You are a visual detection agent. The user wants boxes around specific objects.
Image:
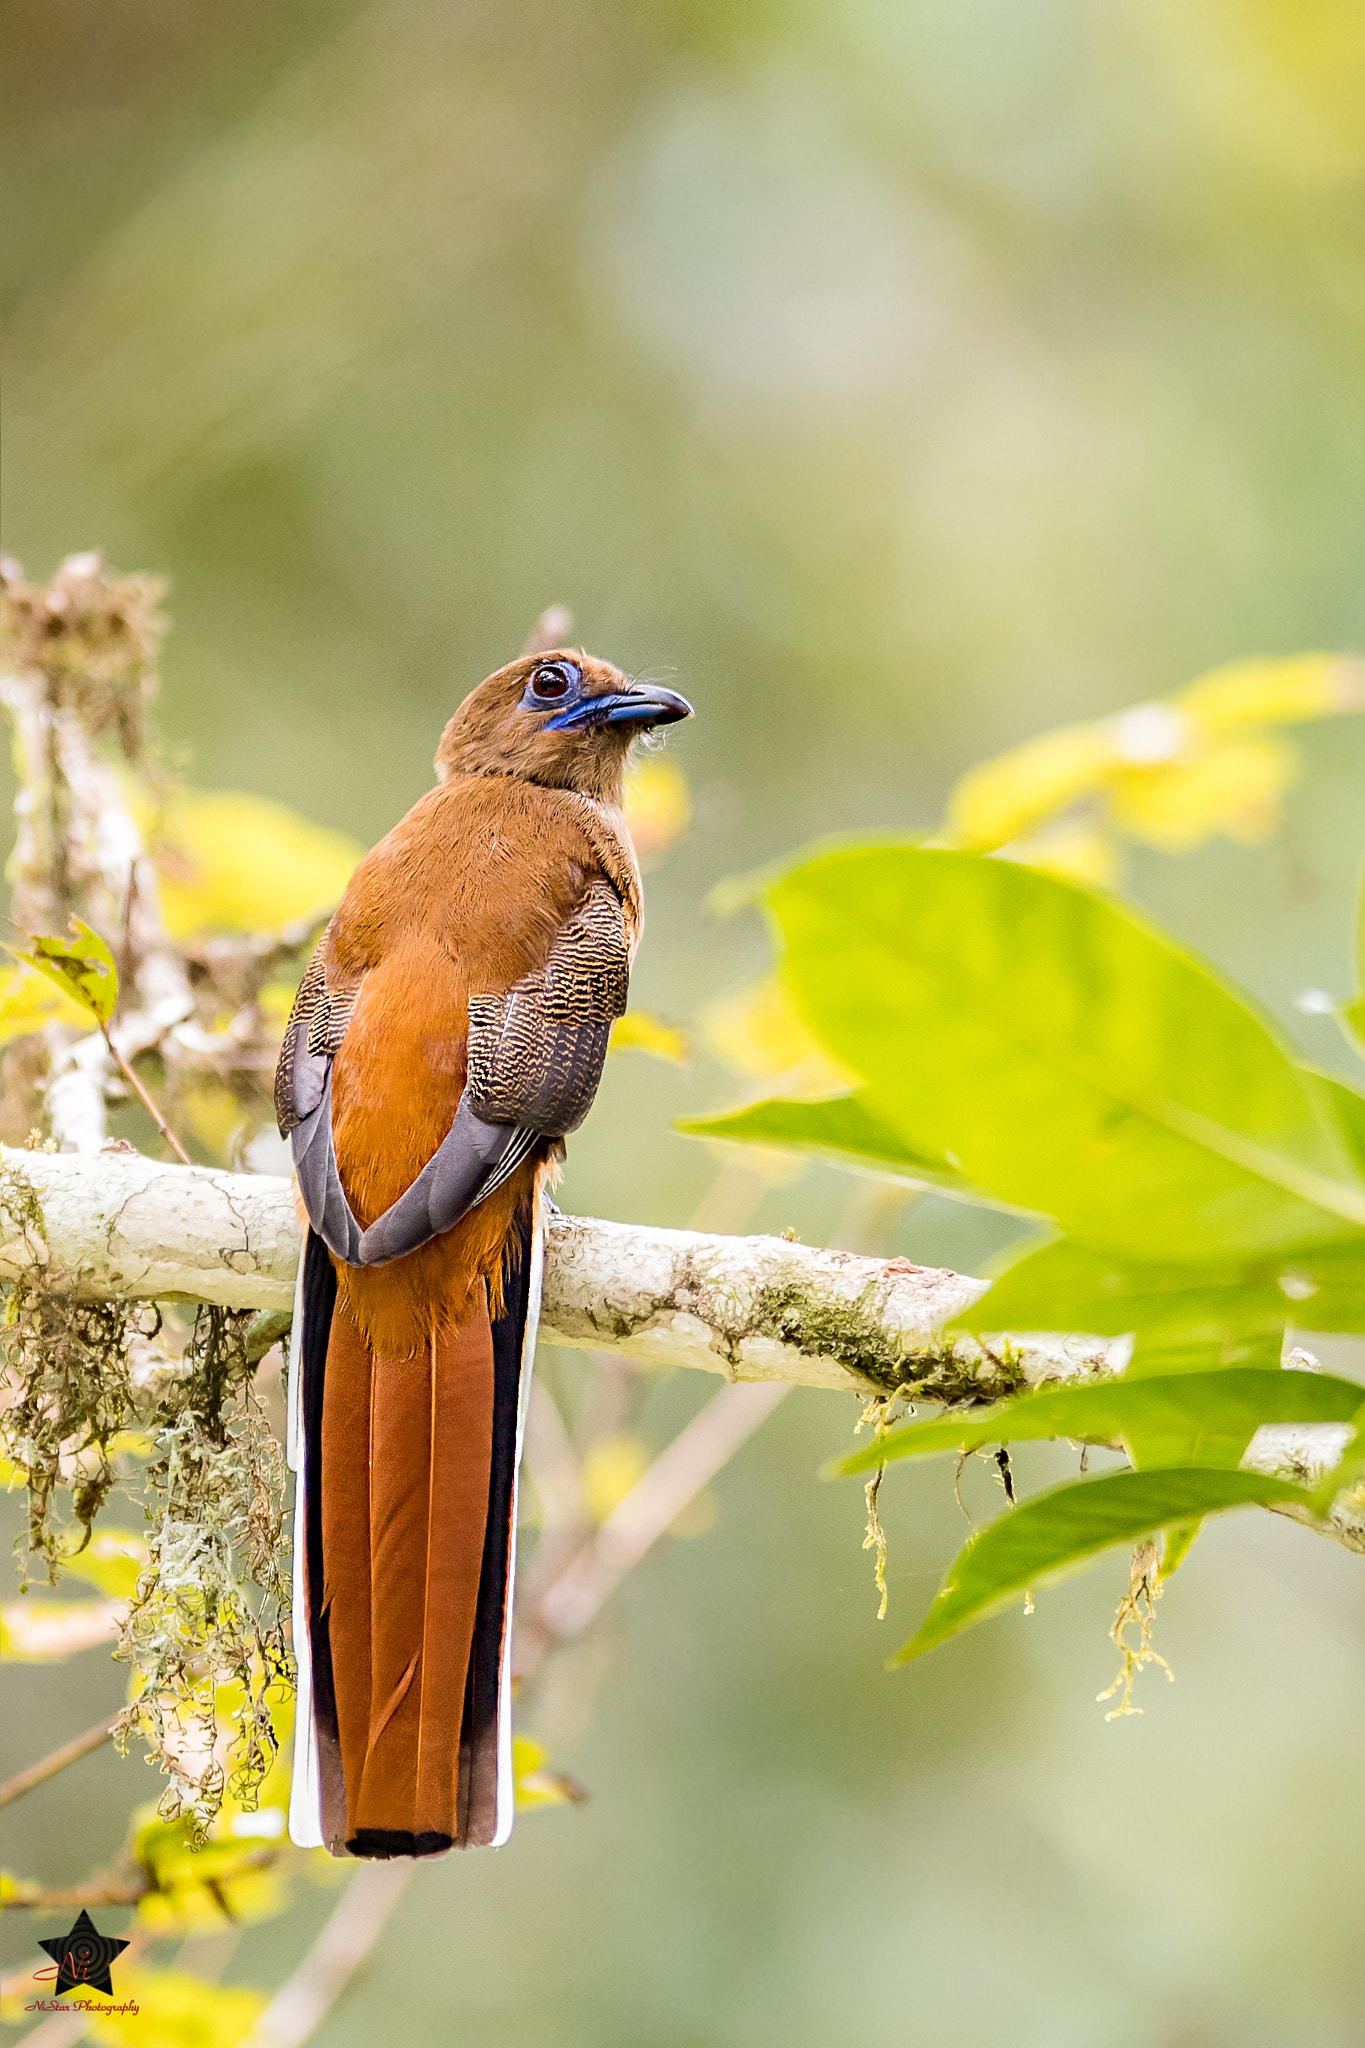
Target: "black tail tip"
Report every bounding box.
[347,1828,453,1860]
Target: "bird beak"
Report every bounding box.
[543,683,694,733]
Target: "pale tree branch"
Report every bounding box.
[0,555,316,1170]
[0,1145,995,1381]
[240,1864,414,2048]
[528,1381,789,1651]
[0,1146,1358,1552]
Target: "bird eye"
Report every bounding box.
[529,660,580,702]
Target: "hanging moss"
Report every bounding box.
[1,1280,145,1574]
[0,1287,292,1837]
[118,1304,292,1837]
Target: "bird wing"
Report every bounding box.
[273,876,630,1267]
[273,922,359,1135]
[466,874,630,1135]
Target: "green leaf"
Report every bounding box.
[1299,1066,1365,1176]
[767,845,1365,1260]
[896,1466,1313,1663]
[10,916,118,1024]
[1309,1393,1365,1513]
[960,1236,1287,1343]
[956,1232,1365,1345]
[1125,1331,1283,1378]
[1159,1519,1202,1579]
[832,1367,1365,1477]
[677,1091,1005,1203]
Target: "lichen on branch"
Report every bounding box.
[0,1267,291,1833]
[116,1302,291,1834]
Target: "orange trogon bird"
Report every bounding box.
[275,649,691,1859]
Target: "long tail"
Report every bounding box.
[287,1205,541,1856]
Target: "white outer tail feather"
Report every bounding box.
[286,1251,325,1849]
[491,1204,544,1848]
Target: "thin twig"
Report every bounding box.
[0,1711,121,1810]
[241,1863,414,2048]
[114,862,137,1024]
[530,1381,789,1650]
[1,1848,281,1916]
[2,1874,145,1912]
[98,1022,192,1164]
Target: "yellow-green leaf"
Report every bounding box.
[1177,652,1365,730]
[581,1434,649,1522]
[61,1527,149,1601]
[1111,733,1297,852]
[943,656,1364,863]
[12,917,118,1024]
[0,962,92,1044]
[134,1808,280,1895]
[946,720,1119,850]
[513,1735,584,1812]
[701,975,855,1092]
[137,787,364,938]
[136,1861,289,1937]
[610,1010,690,1065]
[623,755,691,864]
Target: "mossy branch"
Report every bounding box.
[0,1145,1361,1556]
[0,1142,1058,1392]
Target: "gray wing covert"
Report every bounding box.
[273,924,361,1136]
[465,876,630,1137]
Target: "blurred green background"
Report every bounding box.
[4,1,1365,2042]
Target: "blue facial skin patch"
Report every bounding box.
[517,658,582,717]
[518,656,693,732]
[544,689,694,735]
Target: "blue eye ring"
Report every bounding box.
[527,659,581,704]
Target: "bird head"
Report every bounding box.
[435,651,692,804]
